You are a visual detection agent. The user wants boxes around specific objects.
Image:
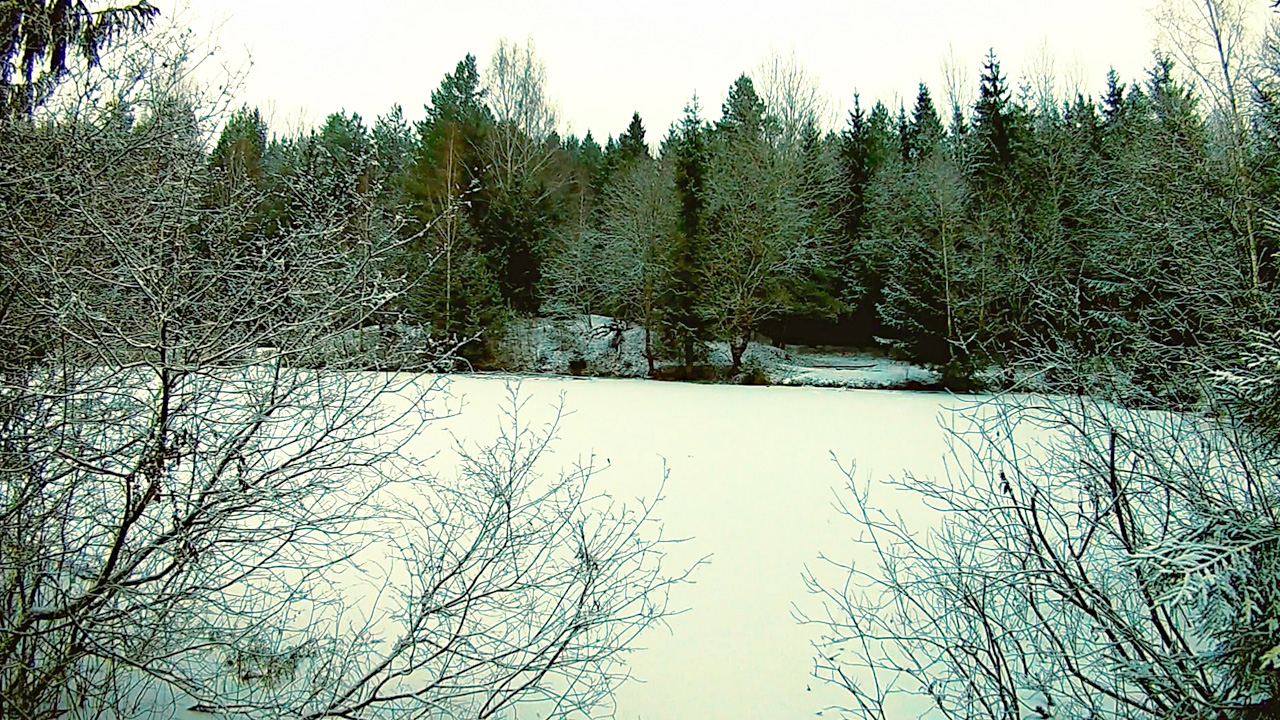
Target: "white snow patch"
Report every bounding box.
[769,346,941,388]
[498,316,939,389]
[409,376,974,720]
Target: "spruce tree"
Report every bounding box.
[618,111,649,165]
[0,0,159,120]
[718,75,768,138]
[905,83,944,164]
[971,50,1018,186]
[661,97,711,374]
[837,94,872,243]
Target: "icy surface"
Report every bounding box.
[414,375,970,720]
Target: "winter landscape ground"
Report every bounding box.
[12,2,1280,717]
[418,375,968,720]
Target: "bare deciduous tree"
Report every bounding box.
[1025,36,1060,117]
[483,36,560,193]
[0,30,680,720]
[753,49,832,155]
[802,391,1280,720]
[940,43,973,127]
[1154,0,1266,294]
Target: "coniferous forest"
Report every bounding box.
[173,25,1280,405]
[13,2,1280,719]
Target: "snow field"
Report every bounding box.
[412,376,972,719]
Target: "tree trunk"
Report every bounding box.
[682,334,694,378]
[644,324,654,376]
[730,336,748,373]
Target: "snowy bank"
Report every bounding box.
[496,315,941,389]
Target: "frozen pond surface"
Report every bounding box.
[420,375,974,720]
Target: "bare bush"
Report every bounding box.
[802,393,1280,720]
[0,33,678,720]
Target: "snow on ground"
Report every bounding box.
[500,315,941,389]
[414,375,975,720]
[501,315,653,378]
[769,346,940,388]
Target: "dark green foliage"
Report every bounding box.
[469,181,557,313]
[836,95,873,243]
[617,111,649,165]
[426,53,490,129]
[370,104,415,204]
[210,106,268,184]
[970,51,1018,188]
[387,56,504,359]
[718,74,768,138]
[904,83,944,165]
[561,130,607,203]
[659,97,711,372]
[0,0,159,120]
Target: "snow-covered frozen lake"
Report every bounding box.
[420,375,975,720]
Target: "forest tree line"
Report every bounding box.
[10,3,1280,718]
[180,19,1280,401]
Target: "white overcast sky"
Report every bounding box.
[172,0,1161,141]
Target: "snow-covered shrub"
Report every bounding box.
[805,394,1280,720]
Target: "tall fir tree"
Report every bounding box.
[618,111,649,165]
[718,75,768,139]
[661,96,711,373]
[971,50,1017,185]
[400,55,503,353]
[905,83,945,164]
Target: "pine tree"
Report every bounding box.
[400,56,502,352]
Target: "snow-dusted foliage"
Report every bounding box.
[804,394,1280,719]
[0,46,677,719]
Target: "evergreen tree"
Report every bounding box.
[209,105,268,185]
[1101,68,1128,126]
[578,131,608,195]
[661,96,711,374]
[399,56,503,355]
[203,105,271,260]
[718,75,768,138]
[370,104,414,192]
[837,94,872,243]
[971,51,1017,184]
[904,83,944,164]
[0,0,159,120]
[618,111,649,165]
